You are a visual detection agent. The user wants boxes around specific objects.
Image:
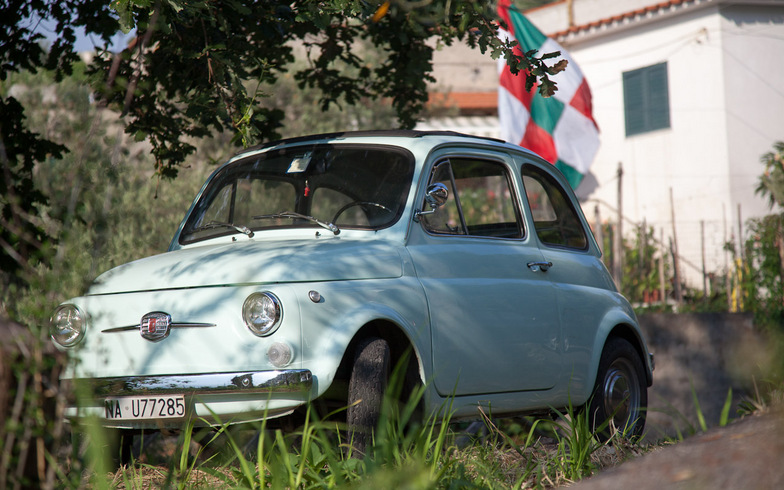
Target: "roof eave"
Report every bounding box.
[551,0,717,46]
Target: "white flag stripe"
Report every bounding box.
[497,29,515,77]
[498,86,529,144]
[552,105,600,174]
[539,38,583,104]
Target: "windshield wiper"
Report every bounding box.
[253,212,340,235]
[198,220,255,238]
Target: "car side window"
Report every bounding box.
[421,158,522,238]
[522,165,588,249]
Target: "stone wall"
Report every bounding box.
[639,312,767,440]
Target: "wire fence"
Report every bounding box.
[586,198,744,309]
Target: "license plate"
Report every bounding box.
[104,395,186,420]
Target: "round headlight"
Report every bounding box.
[50,304,86,347]
[242,292,282,336]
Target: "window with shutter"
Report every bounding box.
[623,62,670,136]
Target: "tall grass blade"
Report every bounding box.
[719,388,733,427]
[689,380,708,432]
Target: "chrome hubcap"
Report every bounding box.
[602,358,640,432]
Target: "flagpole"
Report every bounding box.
[670,187,683,305]
[613,162,623,289]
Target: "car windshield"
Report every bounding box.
[180,144,415,243]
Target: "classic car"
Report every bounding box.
[51,130,653,455]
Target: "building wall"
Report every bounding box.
[720,4,784,220]
[526,0,784,286]
[560,6,733,284]
[428,40,498,93]
[423,0,784,287]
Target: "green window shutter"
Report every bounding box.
[623,69,646,136]
[623,62,670,136]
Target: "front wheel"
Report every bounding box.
[346,337,390,457]
[586,337,647,440]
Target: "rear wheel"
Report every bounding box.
[346,337,390,457]
[587,337,647,440]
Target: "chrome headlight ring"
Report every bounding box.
[50,304,87,347]
[242,292,282,336]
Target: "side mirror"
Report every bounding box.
[414,183,448,221]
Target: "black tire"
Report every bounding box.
[586,337,647,441]
[346,337,390,457]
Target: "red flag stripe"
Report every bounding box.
[499,62,535,111]
[569,78,599,130]
[519,120,557,164]
[497,0,515,37]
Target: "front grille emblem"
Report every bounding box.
[140,312,172,342]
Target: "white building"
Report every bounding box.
[422,0,784,288]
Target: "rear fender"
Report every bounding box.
[587,311,654,396]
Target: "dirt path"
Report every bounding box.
[568,410,784,489]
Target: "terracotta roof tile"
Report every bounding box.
[428,92,498,111]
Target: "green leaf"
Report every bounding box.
[166,0,184,13]
[113,0,136,33]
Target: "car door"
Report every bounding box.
[520,162,621,394]
[407,152,562,397]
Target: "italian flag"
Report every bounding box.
[497,0,599,189]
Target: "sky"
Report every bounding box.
[32,15,136,53]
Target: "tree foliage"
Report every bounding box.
[738,214,784,331]
[3,0,561,176]
[1,64,207,320]
[756,141,784,210]
[1,0,562,291]
[0,97,66,286]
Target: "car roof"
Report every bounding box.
[235,130,509,157]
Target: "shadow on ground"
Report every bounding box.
[569,409,784,489]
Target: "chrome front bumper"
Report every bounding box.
[76,369,313,397]
[66,370,313,428]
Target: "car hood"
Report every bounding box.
[88,238,404,295]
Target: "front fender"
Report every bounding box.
[294,277,430,399]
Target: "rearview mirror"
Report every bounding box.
[414,183,448,221]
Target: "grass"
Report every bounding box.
[86,393,651,490]
[9,382,783,489]
[0,347,657,490]
[7,342,781,489]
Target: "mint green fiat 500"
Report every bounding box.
[52,131,653,455]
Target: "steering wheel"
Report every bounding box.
[332,201,393,223]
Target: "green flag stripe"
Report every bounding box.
[555,160,584,189]
[508,6,547,52]
[530,92,564,134]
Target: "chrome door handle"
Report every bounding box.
[527,261,553,272]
